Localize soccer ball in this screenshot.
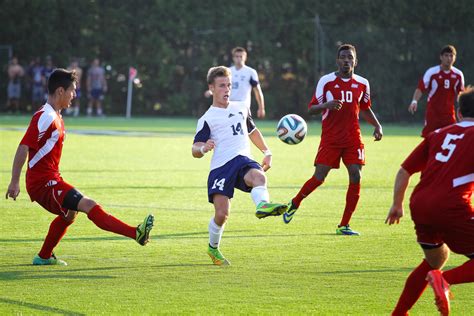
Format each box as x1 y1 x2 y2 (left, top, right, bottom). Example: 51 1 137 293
276 114 307 145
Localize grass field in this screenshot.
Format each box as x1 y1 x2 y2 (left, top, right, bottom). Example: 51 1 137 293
1 116 472 315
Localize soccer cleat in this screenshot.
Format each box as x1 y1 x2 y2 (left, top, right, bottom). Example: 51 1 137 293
32 253 67 266
255 202 288 219
136 214 154 246
283 200 298 224
207 245 231 266
336 225 360 236
426 270 452 316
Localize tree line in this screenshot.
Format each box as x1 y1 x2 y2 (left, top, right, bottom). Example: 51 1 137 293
1 0 473 121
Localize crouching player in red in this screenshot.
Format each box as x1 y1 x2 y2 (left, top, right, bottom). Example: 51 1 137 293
6 68 154 266
386 86 474 315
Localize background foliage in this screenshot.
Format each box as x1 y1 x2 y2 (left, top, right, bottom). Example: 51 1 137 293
1 0 473 120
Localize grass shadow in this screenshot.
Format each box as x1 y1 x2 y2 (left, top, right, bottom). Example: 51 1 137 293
0 297 85 315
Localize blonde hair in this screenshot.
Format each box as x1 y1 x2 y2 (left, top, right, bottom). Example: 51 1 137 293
207 66 231 84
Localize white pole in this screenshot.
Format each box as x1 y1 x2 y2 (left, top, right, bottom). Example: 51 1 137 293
126 76 133 119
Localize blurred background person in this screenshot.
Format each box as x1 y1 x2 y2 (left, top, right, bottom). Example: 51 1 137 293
42 55 55 101
67 58 83 116
28 56 45 109
6 56 24 113
86 58 107 116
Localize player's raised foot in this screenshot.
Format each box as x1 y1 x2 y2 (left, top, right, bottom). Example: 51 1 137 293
255 202 288 219
207 245 231 266
136 214 154 246
426 270 452 316
336 225 360 236
32 253 67 266
283 200 298 224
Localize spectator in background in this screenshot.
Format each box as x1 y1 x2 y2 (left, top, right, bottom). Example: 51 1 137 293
86 58 107 116
7 57 25 113
28 57 45 109
42 56 55 102
67 59 83 116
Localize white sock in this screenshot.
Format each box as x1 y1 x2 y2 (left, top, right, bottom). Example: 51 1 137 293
208 218 224 248
251 185 270 206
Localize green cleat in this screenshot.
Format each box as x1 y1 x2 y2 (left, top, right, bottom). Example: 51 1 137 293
32 253 67 266
136 214 154 245
255 202 288 219
336 225 360 236
207 245 231 266
283 200 298 224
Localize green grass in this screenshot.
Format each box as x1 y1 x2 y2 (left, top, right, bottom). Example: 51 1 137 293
1 116 472 315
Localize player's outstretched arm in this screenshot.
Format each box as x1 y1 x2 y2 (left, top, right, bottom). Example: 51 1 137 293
360 108 383 141
6 144 28 201
248 129 272 171
408 88 423 114
192 140 215 158
386 167 411 225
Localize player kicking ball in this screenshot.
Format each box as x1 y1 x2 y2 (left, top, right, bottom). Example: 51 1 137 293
6 68 154 266
192 66 287 266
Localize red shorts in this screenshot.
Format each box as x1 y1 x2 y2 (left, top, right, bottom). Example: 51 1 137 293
28 179 76 216
314 143 365 169
414 215 474 256
421 115 456 137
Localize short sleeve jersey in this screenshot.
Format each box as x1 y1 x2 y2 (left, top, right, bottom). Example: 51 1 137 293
20 103 65 195
417 66 464 132
229 65 259 108
193 101 256 170
88 66 106 90
309 72 371 147
402 121 474 218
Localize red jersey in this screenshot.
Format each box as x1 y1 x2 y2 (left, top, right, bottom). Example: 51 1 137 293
20 103 65 198
309 72 371 147
402 121 474 222
417 65 464 137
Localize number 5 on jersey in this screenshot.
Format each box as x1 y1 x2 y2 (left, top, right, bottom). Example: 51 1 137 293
435 133 465 162
212 178 226 191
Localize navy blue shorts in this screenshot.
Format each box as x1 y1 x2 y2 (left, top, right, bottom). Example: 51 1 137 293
207 155 262 203
90 88 104 101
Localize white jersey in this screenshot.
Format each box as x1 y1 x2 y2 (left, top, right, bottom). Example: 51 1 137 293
194 101 256 170
229 65 259 108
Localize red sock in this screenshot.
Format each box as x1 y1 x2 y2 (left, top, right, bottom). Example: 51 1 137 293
443 259 474 285
38 216 73 259
87 205 136 239
392 260 432 316
292 177 323 208
339 182 360 227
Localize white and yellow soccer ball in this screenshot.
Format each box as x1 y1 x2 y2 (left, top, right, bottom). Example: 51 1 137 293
276 114 307 145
